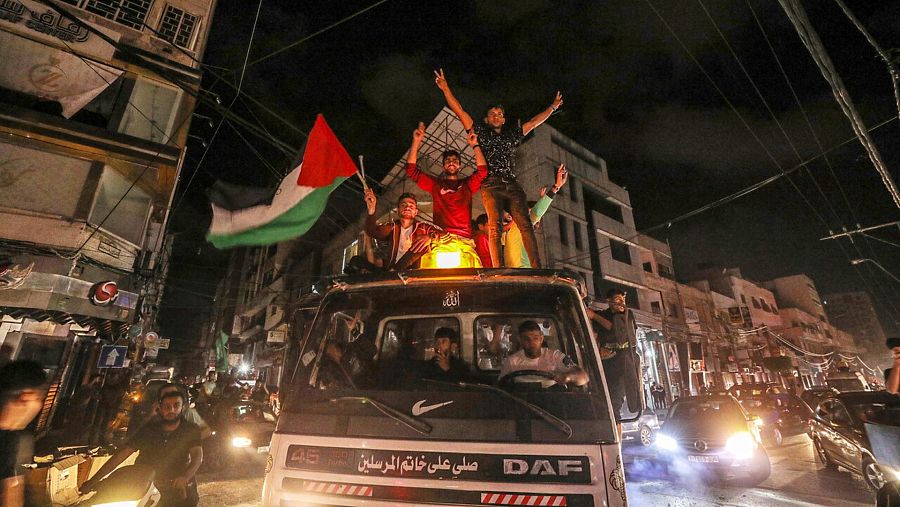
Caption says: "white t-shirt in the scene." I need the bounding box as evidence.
[396,224,414,261]
[500,348,575,378]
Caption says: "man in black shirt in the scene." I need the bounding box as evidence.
[83,390,203,507]
[0,360,47,507]
[886,337,900,395]
[586,289,640,437]
[435,68,563,268]
[421,327,470,383]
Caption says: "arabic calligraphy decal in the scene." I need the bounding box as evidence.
[608,454,626,503]
[443,290,460,307]
[285,445,592,484]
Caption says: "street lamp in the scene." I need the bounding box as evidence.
[850,258,900,285]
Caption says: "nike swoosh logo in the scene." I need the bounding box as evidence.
[439,187,459,195]
[411,400,454,416]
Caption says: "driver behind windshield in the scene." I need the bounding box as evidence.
[499,320,588,386]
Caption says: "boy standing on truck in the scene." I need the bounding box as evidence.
[435,68,563,268]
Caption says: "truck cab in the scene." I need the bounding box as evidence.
[262,268,629,506]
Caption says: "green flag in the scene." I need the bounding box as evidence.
[215,331,229,373]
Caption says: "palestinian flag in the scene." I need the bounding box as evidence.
[206,115,358,249]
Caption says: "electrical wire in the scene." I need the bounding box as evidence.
[171,0,265,216]
[777,0,900,209]
[245,0,392,68]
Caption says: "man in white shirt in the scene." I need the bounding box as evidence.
[500,321,588,387]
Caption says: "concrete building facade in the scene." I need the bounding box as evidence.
[0,0,216,431]
[823,291,889,368]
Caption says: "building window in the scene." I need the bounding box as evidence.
[573,222,583,250]
[651,301,662,315]
[740,294,747,304]
[159,4,200,49]
[558,216,568,245]
[570,181,578,202]
[751,297,761,309]
[668,304,679,318]
[760,300,771,312]
[593,198,624,223]
[609,239,631,264]
[643,261,653,273]
[658,264,673,279]
[61,0,153,30]
[89,166,152,245]
[118,78,182,143]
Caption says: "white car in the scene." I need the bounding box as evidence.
[622,412,660,446]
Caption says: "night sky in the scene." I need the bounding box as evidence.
[159,0,900,353]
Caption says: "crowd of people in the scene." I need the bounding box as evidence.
[346,69,568,273]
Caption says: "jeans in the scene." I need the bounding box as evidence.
[481,176,541,268]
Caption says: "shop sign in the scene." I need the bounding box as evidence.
[89,281,119,306]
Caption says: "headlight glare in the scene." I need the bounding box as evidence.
[232,436,252,448]
[656,433,678,451]
[726,432,755,459]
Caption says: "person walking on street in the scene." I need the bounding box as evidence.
[82,390,203,507]
[0,360,47,507]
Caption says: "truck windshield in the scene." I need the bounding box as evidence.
[293,282,601,392]
[284,281,615,443]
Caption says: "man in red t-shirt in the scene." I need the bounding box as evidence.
[405,122,488,239]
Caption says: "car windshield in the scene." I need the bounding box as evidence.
[844,398,900,425]
[670,399,746,426]
[827,378,866,392]
[292,282,600,393]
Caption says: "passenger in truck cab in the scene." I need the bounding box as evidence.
[421,327,470,383]
[499,320,589,386]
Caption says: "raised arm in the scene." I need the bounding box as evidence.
[363,188,391,241]
[466,131,488,192]
[522,91,563,136]
[530,164,568,224]
[434,69,474,131]
[405,122,435,192]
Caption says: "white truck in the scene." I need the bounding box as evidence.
[262,268,635,506]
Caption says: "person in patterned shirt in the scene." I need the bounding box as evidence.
[434,68,563,268]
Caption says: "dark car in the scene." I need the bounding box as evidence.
[738,393,812,446]
[655,394,770,485]
[727,382,784,399]
[809,391,900,492]
[205,401,277,468]
[800,386,840,411]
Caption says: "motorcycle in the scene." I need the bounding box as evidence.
[77,464,160,507]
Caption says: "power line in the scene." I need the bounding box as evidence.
[777,0,900,209]
[245,0,392,68]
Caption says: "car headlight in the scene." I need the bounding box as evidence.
[232,436,252,448]
[93,502,140,507]
[656,433,678,451]
[726,432,756,459]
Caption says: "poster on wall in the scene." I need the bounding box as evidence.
[666,343,680,372]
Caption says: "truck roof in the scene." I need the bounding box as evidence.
[328,267,586,290]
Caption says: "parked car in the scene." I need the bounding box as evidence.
[800,386,840,410]
[622,412,660,446]
[655,394,770,485]
[738,393,812,446]
[809,391,900,492]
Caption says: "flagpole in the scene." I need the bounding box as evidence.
[356,155,368,190]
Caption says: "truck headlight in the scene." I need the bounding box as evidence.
[725,432,755,459]
[656,433,678,451]
[232,436,252,448]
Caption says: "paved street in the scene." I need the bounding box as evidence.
[197,433,875,506]
[623,433,874,506]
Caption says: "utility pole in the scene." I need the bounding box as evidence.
[819,221,900,241]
